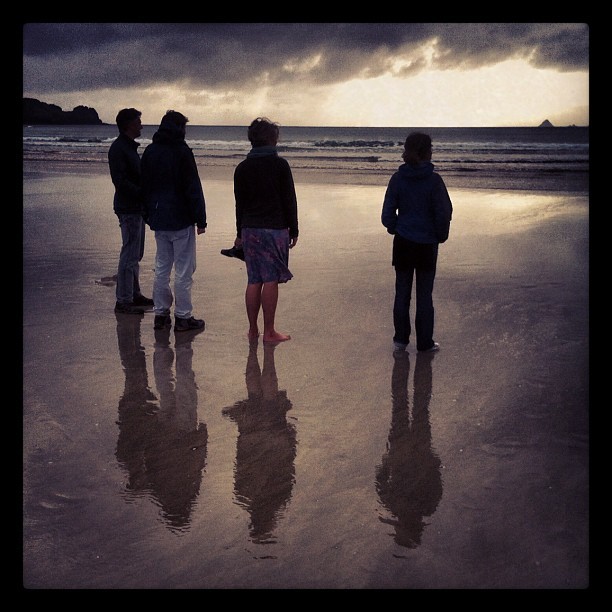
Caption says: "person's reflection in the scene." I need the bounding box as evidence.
[222,341,297,544]
[115,314,208,533]
[375,351,443,548]
[115,313,158,493]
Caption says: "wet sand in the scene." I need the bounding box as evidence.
[22,161,589,589]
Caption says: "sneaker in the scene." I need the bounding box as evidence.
[133,295,154,307]
[154,314,172,330]
[418,342,440,353]
[174,316,205,332]
[220,246,245,261]
[114,301,145,315]
[393,341,408,352]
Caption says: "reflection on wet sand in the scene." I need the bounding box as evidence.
[223,342,297,545]
[376,352,442,548]
[115,314,208,533]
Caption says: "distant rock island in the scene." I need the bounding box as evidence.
[537,119,582,128]
[23,98,104,125]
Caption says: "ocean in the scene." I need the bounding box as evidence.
[22,124,589,192]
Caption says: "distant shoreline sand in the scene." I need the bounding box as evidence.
[22,158,589,194]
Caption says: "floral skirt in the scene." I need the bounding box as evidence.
[241,228,293,284]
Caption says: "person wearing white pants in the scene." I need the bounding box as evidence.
[141,110,207,332]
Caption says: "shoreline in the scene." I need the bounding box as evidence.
[22,158,589,194]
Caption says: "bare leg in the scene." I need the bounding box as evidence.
[245,282,262,341]
[261,281,291,342]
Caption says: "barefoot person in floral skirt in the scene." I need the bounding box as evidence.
[232,117,299,343]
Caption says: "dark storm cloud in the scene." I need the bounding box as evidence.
[23,23,589,94]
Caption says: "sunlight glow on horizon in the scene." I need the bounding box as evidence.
[323,60,588,128]
[25,59,588,128]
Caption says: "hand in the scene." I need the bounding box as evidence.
[234,237,243,248]
[289,236,298,248]
[197,227,206,235]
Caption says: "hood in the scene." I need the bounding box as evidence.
[397,161,434,180]
[152,118,186,145]
[247,145,278,158]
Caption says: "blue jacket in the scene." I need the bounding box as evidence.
[141,119,206,231]
[381,162,452,243]
[108,133,142,216]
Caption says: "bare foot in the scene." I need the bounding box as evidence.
[263,331,291,343]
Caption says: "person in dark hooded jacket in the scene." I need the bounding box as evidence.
[381,132,453,353]
[141,110,207,332]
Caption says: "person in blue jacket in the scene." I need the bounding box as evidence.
[141,110,207,332]
[381,132,453,353]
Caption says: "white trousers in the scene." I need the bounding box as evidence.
[153,225,197,319]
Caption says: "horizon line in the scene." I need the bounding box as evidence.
[59,123,588,129]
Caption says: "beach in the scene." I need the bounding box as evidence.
[22,160,589,589]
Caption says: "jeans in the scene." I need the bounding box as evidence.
[393,244,438,351]
[116,214,145,304]
[153,226,197,319]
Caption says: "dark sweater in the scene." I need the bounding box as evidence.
[233,149,299,239]
[108,133,142,216]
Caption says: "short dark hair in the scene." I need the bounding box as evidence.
[161,110,189,128]
[248,117,279,147]
[115,108,141,133]
[402,132,432,164]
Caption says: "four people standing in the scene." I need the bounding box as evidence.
[109,114,450,353]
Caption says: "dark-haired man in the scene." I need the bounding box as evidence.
[108,107,153,315]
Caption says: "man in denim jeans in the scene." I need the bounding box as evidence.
[108,108,154,315]
[141,111,207,333]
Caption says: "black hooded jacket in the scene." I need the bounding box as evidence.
[141,119,206,231]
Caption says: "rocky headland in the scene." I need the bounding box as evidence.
[23,98,104,125]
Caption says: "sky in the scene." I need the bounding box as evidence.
[22,23,589,128]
